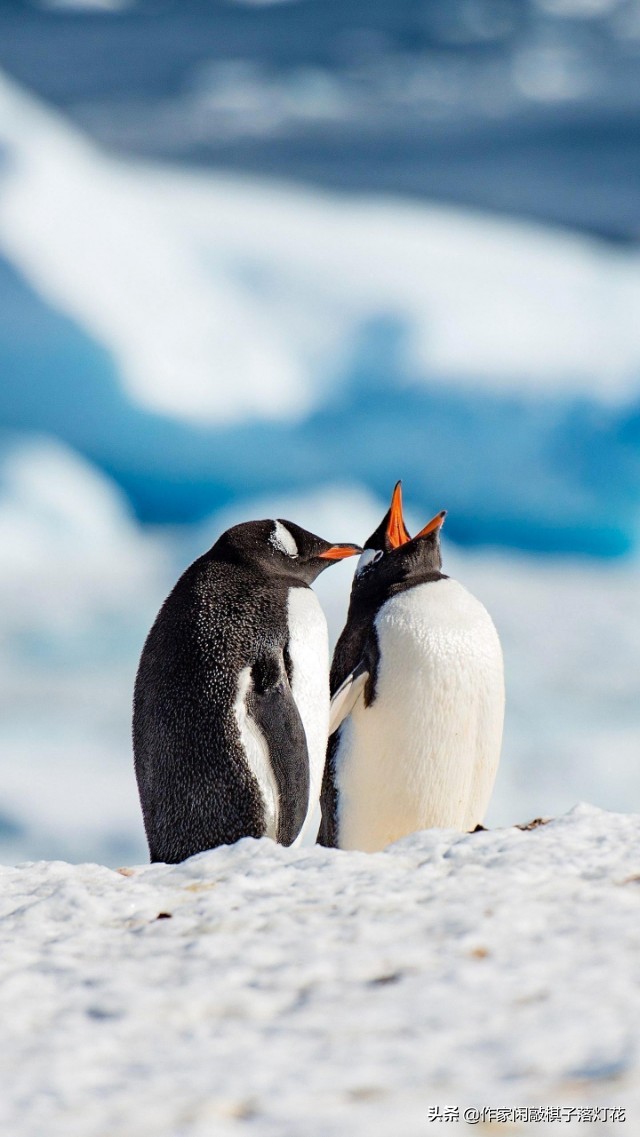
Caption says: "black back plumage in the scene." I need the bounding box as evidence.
[134,519,359,863]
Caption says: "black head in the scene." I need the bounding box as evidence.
[351,482,447,605]
[212,518,362,584]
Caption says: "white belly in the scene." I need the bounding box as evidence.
[286,586,330,844]
[335,578,505,852]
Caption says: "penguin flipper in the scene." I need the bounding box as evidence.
[329,660,369,735]
[318,729,341,848]
[248,653,310,847]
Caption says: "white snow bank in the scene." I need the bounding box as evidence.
[0,439,166,864]
[1,805,638,1136]
[0,437,167,639]
[0,70,639,426]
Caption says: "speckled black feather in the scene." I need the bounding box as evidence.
[134,519,355,863]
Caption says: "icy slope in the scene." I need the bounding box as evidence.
[1,806,638,1137]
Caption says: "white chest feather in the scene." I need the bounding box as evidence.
[286,586,330,843]
[335,578,505,851]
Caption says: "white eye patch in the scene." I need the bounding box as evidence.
[270,521,299,558]
[355,547,383,576]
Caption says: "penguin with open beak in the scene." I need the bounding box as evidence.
[319,483,504,851]
[134,519,361,863]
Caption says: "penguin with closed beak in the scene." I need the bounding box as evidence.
[319,483,504,851]
[134,519,361,863]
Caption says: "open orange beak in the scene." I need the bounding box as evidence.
[318,544,362,560]
[386,481,412,549]
[414,510,447,539]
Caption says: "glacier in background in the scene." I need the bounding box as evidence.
[0,72,639,863]
[1,72,640,555]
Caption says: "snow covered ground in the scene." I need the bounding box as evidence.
[1,805,638,1136]
[0,20,638,1131]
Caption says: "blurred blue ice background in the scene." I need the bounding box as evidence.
[1,0,639,864]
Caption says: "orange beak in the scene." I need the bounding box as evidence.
[318,544,362,560]
[414,510,447,539]
[386,481,412,549]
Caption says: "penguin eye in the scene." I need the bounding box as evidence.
[355,548,384,576]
